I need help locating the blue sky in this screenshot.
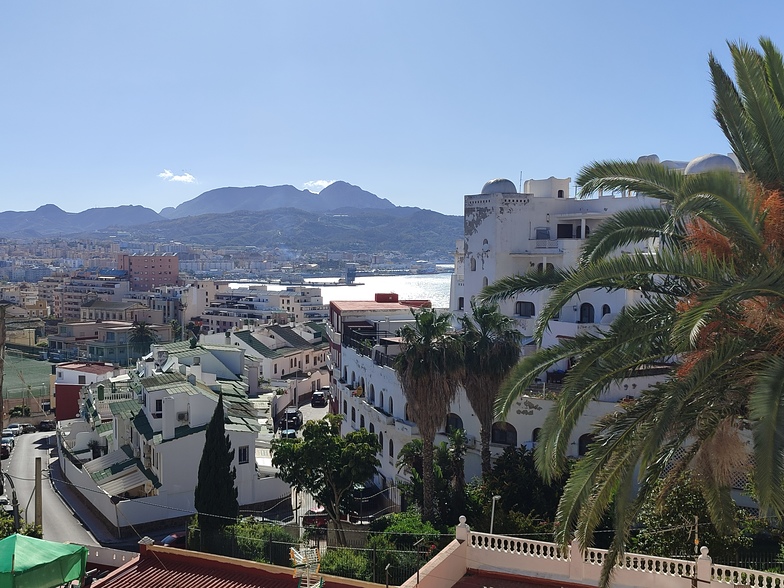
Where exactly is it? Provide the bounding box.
[1,1,780,217]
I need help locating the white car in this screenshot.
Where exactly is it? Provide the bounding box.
[5,424,22,436]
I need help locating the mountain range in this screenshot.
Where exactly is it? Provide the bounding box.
[1,182,463,258]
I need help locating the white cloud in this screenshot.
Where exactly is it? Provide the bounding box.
[303,179,335,193]
[158,169,196,183]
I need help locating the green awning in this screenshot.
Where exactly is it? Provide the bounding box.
[0,534,87,588]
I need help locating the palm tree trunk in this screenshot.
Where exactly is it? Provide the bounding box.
[421,431,435,522]
[480,425,492,476]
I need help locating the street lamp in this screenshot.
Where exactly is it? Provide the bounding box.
[490,495,501,534]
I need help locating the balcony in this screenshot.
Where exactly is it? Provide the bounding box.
[394,418,418,436]
[372,406,395,425]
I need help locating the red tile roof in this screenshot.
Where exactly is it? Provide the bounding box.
[93,544,377,588]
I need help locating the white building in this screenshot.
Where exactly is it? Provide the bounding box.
[330,174,670,493]
[57,341,289,537]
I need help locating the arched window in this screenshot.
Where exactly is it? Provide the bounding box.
[579,303,595,324]
[483,277,489,287]
[360,377,366,390]
[360,415,365,429]
[351,407,356,423]
[404,403,411,421]
[575,225,582,239]
[380,391,385,409]
[379,431,384,452]
[445,413,464,433]
[578,433,594,457]
[369,423,375,434]
[343,400,347,415]
[557,189,564,198]
[388,397,394,416]
[602,304,611,316]
[389,439,395,459]
[342,367,347,381]
[532,428,541,444]
[368,384,376,403]
[491,422,517,446]
[470,258,477,271]
[515,301,535,317]
[351,371,356,386]
[537,262,555,273]
[458,296,464,311]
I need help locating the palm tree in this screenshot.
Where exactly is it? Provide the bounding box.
[459,300,522,475]
[394,308,463,522]
[478,38,784,584]
[129,321,159,357]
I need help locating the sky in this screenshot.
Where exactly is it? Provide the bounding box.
[1,1,782,217]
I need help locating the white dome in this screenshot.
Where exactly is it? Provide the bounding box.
[481,178,518,195]
[684,153,739,175]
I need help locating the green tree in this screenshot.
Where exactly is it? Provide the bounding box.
[169,319,182,341]
[271,414,380,545]
[460,301,522,475]
[128,320,159,356]
[194,391,238,539]
[394,308,463,522]
[479,38,784,586]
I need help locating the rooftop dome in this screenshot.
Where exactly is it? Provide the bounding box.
[481,178,518,195]
[683,153,739,175]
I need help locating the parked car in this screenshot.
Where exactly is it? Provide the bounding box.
[283,407,303,430]
[37,420,56,432]
[280,429,297,439]
[1,437,13,452]
[5,424,23,436]
[21,424,36,434]
[159,532,187,548]
[1,430,14,440]
[0,445,8,460]
[310,389,328,408]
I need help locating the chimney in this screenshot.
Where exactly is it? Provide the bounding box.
[144,357,154,378]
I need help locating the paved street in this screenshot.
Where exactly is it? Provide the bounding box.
[3,431,98,546]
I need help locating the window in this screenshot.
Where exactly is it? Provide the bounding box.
[389,439,395,459]
[343,400,347,415]
[578,434,594,457]
[369,423,375,434]
[557,189,564,198]
[388,397,394,416]
[360,415,365,429]
[483,277,489,287]
[491,422,517,446]
[602,304,611,316]
[458,297,464,311]
[153,398,163,418]
[238,446,249,464]
[579,303,595,324]
[532,428,541,444]
[351,407,356,423]
[515,301,535,317]
[537,262,554,273]
[379,431,384,452]
[445,413,464,433]
[78,375,86,385]
[470,258,477,271]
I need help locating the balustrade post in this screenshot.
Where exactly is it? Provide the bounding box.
[456,515,469,542]
[568,537,584,582]
[696,546,711,588]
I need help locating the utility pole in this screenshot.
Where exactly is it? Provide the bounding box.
[35,457,42,529]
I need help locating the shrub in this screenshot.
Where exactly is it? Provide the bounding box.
[319,548,371,581]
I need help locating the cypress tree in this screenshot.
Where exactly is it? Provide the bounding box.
[194,391,238,536]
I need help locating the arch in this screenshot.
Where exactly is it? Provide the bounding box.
[342,366,347,381]
[368,384,376,403]
[360,415,365,429]
[389,439,395,459]
[515,301,535,317]
[342,400,347,415]
[491,422,517,446]
[380,391,385,409]
[532,428,541,444]
[579,302,595,323]
[602,304,611,316]
[470,258,477,272]
[557,189,564,198]
[360,377,366,391]
[369,423,375,434]
[445,413,464,433]
[404,403,411,421]
[537,262,554,273]
[483,277,489,287]
[351,407,356,423]
[578,433,594,456]
[351,371,356,386]
[379,431,384,452]
[388,397,394,416]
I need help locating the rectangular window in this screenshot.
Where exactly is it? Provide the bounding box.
[78,375,86,385]
[238,446,249,464]
[154,398,163,418]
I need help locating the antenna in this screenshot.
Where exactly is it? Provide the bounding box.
[519,171,523,193]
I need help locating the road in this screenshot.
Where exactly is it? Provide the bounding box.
[3,431,98,546]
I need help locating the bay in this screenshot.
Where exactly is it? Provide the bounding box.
[231,272,453,308]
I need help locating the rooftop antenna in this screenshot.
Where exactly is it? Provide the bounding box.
[519,171,523,193]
